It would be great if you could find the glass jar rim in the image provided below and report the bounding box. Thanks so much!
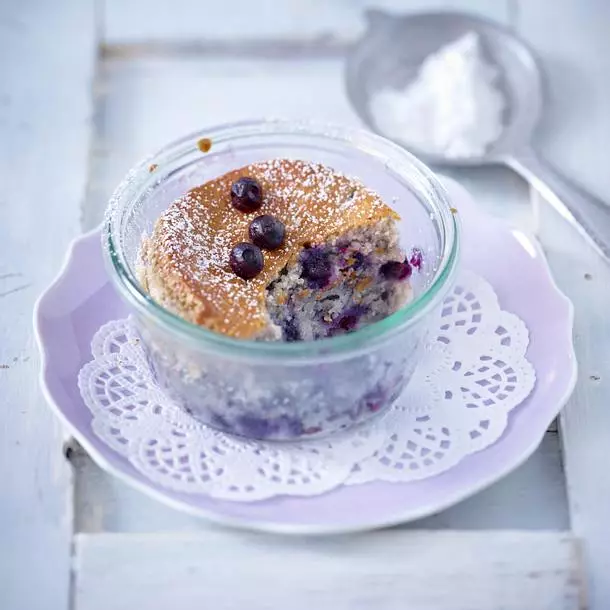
[105,118,459,359]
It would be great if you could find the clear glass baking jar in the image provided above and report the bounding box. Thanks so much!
[105,120,460,441]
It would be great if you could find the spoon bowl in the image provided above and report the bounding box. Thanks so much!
[346,10,542,165]
[346,10,610,259]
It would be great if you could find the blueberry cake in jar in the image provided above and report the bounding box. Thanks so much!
[135,158,421,440]
[139,159,414,342]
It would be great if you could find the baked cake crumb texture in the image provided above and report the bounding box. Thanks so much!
[139,158,412,340]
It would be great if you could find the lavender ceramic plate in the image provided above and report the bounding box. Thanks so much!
[34,178,576,534]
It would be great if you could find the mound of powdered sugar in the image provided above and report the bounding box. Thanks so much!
[370,32,505,159]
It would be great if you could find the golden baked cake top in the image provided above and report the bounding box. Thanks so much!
[143,158,400,338]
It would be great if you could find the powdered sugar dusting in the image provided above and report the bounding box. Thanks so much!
[140,159,399,338]
[371,32,505,158]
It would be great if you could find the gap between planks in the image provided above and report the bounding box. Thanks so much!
[73,530,585,610]
[102,39,349,60]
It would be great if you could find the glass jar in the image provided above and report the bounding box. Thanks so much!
[105,119,460,441]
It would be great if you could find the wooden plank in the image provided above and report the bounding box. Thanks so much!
[82,57,354,229]
[83,54,534,231]
[514,0,610,202]
[74,531,584,610]
[515,2,610,608]
[0,1,97,608]
[535,194,607,609]
[535,199,610,608]
[74,432,568,533]
[102,0,510,44]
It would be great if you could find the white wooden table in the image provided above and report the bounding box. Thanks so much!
[2,1,609,608]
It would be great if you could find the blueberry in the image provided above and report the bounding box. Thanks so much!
[237,414,273,439]
[230,242,264,279]
[231,177,263,213]
[236,413,304,439]
[409,247,423,270]
[337,314,359,331]
[352,251,366,270]
[282,317,301,342]
[380,259,412,281]
[249,215,286,250]
[300,247,332,287]
[330,305,367,335]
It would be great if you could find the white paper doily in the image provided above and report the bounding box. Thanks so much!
[78,270,535,502]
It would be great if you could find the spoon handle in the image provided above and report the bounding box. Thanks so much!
[507,148,610,260]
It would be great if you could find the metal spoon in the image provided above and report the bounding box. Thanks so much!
[346,10,610,260]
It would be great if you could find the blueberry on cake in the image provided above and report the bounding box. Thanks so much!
[138,159,414,341]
